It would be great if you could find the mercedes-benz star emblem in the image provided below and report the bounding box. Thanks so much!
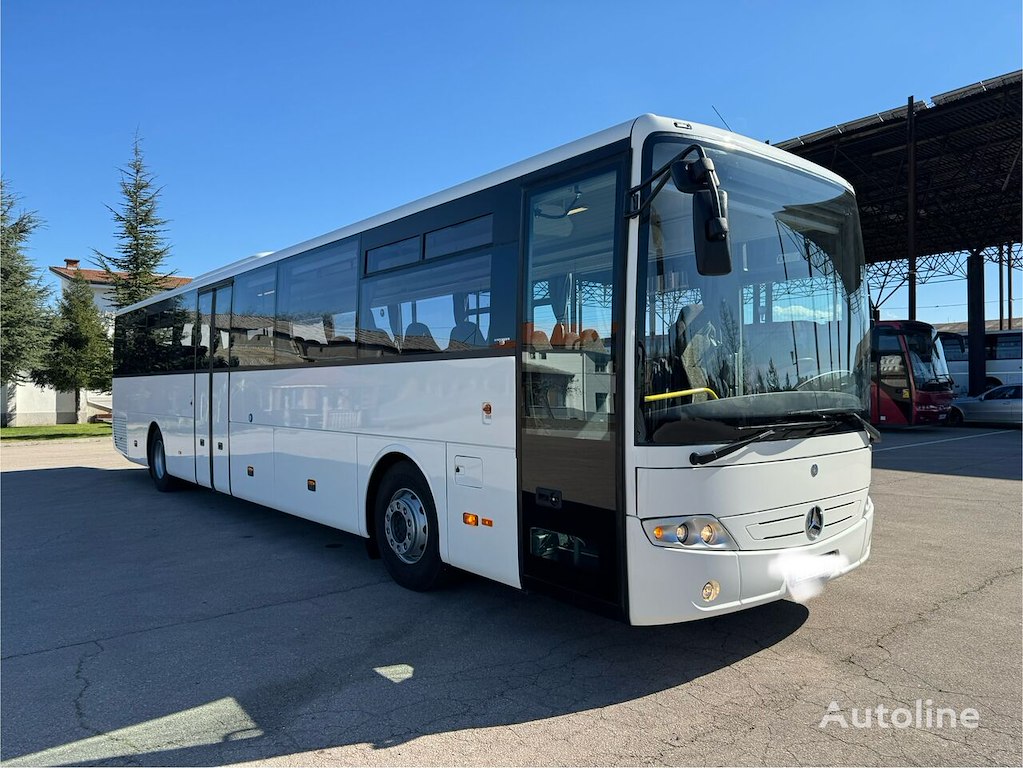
[805,506,824,540]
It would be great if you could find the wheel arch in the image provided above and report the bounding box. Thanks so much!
[364,449,437,552]
[146,421,162,457]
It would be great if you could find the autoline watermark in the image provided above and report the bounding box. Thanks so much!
[819,700,980,729]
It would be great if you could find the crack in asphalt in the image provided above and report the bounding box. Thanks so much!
[1,578,392,663]
[70,641,144,767]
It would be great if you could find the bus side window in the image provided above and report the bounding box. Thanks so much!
[276,239,358,364]
[231,265,277,367]
[991,333,1022,360]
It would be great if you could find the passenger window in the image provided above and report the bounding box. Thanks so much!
[366,236,420,273]
[358,249,514,357]
[114,309,146,375]
[143,293,196,373]
[993,333,1022,360]
[425,215,493,259]
[276,239,358,364]
[231,266,277,367]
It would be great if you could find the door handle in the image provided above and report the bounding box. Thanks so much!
[536,487,562,509]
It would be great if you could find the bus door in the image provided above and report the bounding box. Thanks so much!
[871,327,913,425]
[195,284,232,493]
[519,165,624,613]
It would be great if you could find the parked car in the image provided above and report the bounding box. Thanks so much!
[948,385,1022,426]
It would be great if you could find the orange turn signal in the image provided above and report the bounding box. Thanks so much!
[653,526,664,540]
[463,513,479,526]
[481,518,493,527]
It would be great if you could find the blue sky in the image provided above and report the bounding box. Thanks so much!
[3,0,1021,325]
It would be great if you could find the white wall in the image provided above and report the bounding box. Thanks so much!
[1,381,80,426]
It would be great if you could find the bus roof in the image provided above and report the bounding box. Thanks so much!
[119,114,854,313]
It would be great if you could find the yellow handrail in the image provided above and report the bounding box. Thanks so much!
[643,387,719,403]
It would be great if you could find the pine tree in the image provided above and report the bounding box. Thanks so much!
[32,271,113,419]
[1,181,51,386]
[93,135,173,309]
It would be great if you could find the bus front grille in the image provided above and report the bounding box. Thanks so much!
[719,490,867,550]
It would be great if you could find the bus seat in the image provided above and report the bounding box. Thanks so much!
[530,329,552,351]
[403,322,440,353]
[680,332,714,402]
[448,320,485,351]
[551,323,578,348]
[578,328,602,350]
[673,304,704,356]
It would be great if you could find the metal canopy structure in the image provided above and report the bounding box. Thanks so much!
[778,72,1022,395]
[778,70,1020,267]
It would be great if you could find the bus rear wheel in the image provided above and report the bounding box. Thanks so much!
[148,428,178,492]
[374,462,445,591]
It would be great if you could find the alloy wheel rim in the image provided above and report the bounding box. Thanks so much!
[383,488,428,564]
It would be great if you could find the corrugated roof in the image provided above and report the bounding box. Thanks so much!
[777,71,1022,264]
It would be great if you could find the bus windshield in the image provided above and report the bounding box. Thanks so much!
[904,326,953,391]
[638,140,870,445]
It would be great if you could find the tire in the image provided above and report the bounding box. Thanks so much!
[374,462,445,591]
[148,428,178,492]
[947,408,964,427]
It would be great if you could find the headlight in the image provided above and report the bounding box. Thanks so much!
[641,515,736,550]
[676,523,689,543]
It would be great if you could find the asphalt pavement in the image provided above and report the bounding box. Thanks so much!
[1,427,1020,766]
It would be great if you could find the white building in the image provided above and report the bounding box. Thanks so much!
[1,260,191,426]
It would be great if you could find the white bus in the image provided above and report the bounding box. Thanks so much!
[113,115,876,625]
[937,329,1023,396]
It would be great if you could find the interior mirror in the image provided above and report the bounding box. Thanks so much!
[692,189,732,276]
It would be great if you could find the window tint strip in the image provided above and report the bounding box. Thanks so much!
[425,214,493,260]
[366,236,420,273]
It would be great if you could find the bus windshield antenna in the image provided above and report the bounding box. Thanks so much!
[712,105,732,132]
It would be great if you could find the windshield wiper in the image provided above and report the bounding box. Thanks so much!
[689,410,881,467]
[826,410,882,444]
[689,420,829,466]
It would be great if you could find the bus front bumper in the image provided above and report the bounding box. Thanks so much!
[626,497,874,626]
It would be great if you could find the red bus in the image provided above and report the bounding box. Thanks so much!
[871,320,955,426]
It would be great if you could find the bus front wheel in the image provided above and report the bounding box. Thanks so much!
[374,462,445,591]
[148,428,178,492]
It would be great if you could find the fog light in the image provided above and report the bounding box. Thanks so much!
[702,580,720,602]
[700,524,717,544]
[676,523,689,543]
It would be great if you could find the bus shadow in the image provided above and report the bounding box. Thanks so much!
[1,466,809,766]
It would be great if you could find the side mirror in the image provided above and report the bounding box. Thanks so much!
[692,189,732,276]
[670,158,733,276]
